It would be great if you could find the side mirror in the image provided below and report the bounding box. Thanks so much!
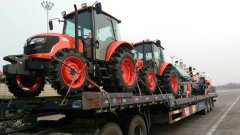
[49,21,53,30]
[156,40,161,47]
[95,2,102,14]
[189,66,192,72]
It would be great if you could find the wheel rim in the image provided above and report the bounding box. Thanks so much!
[121,58,136,86]
[61,56,86,88]
[146,70,156,92]
[16,75,42,93]
[170,73,178,93]
[134,126,141,135]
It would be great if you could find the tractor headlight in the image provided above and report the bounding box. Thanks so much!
[29,37,46,45]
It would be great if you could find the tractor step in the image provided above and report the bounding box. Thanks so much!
[99,67,107,70]
[102,76,110,79]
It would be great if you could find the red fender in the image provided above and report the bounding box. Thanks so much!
[135,58,144,71]
[159,62,173,76]
[205,80,211,87]
[105,41,133,62]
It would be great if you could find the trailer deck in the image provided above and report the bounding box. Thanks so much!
[0,91,218,135]
[0,92,217,111]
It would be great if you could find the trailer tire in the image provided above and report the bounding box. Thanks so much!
[200,100,208,115]
[207,99,211,112]
[99,122,123,135]
[209,98,213,111]
[123,115,147,135]
[211,98,215,108]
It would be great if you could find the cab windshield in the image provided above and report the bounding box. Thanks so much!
[63,11,92,38]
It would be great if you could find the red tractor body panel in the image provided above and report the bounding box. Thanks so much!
[105,41,133,62]
[28,33,83,59]
[135,58,144,71]
[159,62,172,76]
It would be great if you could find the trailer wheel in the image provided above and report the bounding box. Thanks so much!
[207,99,211,112]
[209,98,213,111]
[6,74,45,97]
[123,115,147,135]
[162,66,179,97]
[106,48,137,92]
[200,100,208,115]
[51,48,87,95]
[139,67,157,94]
[99,122,123,135]
[211,98,215,108]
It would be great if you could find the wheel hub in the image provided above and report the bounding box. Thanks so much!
[121,58,136,86]
[16,75,42,92]
[61,56,86,88]
[146,70,156,91]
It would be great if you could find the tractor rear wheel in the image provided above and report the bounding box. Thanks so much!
[51,48,87,95]
[162,66,179,97]
[106,48,137,92]
[139,67,157,94]
[6,74,45,97]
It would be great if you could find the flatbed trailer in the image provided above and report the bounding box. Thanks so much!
[0,91,217,135]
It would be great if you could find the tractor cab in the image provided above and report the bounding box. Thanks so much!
[132,40,165,94]
[133,40,165,73]
[58,4,122,61]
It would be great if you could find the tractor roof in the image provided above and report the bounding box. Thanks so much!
[133,39,156,46]
[133,39,165,50]
[64,6,121,23]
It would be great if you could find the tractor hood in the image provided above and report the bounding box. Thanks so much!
[24,33,78,59]
[173,66,192,81]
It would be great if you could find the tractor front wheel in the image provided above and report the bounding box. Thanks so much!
[51,49,87,95]
[106,48,137,92]
[6,74,45,97]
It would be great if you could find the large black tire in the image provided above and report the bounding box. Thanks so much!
[6,74,45,97]
[162,66,179,97]
[122,115,147,135]
[105,48,137,92]
[209,98,213,111]
[139,67,157,95]
[99,122,123,135]
[51,48,87,95]
[200,100,208,115]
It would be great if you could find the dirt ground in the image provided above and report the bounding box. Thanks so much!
[0,83,58,98]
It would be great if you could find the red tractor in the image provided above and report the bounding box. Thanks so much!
[189,69,212,95]
[132,40,180,96]
[3,3,137,97]
[133,40,193,97]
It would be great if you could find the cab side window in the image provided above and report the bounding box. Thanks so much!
[144,44,153,60]
[132,45,143,60]
[153,45,161,66]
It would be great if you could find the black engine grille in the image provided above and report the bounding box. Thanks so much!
[24,36,59,54]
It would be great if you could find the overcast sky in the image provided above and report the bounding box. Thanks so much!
[0,0,240,85]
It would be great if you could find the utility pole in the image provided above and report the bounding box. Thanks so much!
[41,1,54,32]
